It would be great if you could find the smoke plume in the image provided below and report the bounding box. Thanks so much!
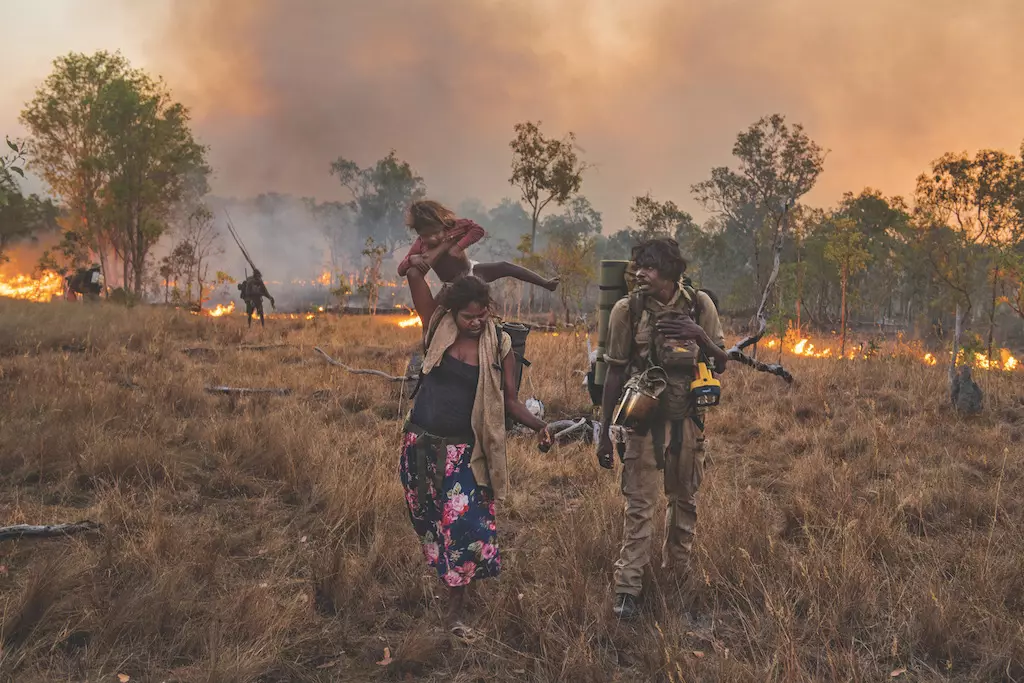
[136,0,1024,229]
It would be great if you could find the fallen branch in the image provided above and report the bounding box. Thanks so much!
[238,344,290,351]
[182,347,217,356]
[727,349,794,384]
[205,386,292,396]
[0,520,102,542]
[314,347,413,383]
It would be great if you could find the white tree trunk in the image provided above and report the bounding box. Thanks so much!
[949,303,964,387]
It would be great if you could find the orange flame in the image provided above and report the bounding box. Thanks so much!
[397,314,422,328]
[0,271,65,302]
[207,302,235,317]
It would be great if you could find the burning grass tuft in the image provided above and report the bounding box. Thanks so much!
[0,298,1021,681]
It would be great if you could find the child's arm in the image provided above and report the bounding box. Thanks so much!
[447,219,485,260]
[397,237,426,277]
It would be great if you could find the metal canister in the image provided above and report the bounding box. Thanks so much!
[595,260,630,388]
[611,367,668,430]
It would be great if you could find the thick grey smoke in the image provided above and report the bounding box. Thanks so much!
[131,0,1024,275]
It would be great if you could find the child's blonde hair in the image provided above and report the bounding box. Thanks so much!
[407,199,457,234]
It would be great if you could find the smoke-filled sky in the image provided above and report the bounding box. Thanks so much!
[3,0,1024,231]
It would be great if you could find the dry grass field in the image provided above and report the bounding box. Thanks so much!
[0,299,1022,682]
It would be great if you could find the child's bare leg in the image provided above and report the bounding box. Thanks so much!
[472,261,559,291]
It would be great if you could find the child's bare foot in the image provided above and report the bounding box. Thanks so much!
[543,276,560,292]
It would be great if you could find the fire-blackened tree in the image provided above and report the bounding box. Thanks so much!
[692,114,826,343]
[329,151,425,253]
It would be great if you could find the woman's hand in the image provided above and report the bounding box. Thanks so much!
[538,424,553,452]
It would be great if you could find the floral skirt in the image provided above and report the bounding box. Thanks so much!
[399,430,501,587]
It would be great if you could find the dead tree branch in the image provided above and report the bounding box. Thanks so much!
[726,200,796,383]
[205,386,292,396]
[314,347,413,383]
[0,520,102,542]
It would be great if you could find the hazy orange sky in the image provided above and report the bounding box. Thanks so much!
[2,0,1023,230]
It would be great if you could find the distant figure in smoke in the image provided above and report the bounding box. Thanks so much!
[398,199,559,292]
[238,269,276,328]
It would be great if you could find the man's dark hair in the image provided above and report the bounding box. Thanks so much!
[631,238,687,283]
[440,275,493,312]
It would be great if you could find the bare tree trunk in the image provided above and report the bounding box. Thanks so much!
[796,235,803,336]
[528,207,540,312]
[840,265,848,357]
[748,207,791,342]
[949,303,964,387]
[987,265,999,359]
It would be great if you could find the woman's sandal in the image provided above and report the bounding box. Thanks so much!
[450,622,481,643]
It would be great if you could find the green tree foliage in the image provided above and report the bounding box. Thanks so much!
[508,120,586,255]
[824,216,872,355]
[329,150,425,252]
[692,114,826,324]
[913,149,1024,358]
[541,196,602,246]
[1,137,27,207]
[357,237,387,315]
[627,193,698,248]
[0,138,60,264]
[20,51,209,294]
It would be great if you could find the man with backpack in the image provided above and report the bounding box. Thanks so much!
[238,269,275,328]
[597,238,729,620]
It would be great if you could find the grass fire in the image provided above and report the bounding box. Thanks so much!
[1,299,1021,682]
[4,15,1024,681]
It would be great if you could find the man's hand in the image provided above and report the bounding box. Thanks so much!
[597,432,614,469]
[655,313,705,345]
[409,254,430,275]
[269,297,276,310]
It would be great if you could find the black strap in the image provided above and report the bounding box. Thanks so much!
[405,422,473,511]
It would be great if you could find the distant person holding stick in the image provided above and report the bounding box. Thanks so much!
[399,270,552,630]
[397,199,560,293]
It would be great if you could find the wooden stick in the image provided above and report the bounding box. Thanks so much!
[313,347,413,383]
[205,386,292,396]
[0,520,101,542]
[727,348,794,384]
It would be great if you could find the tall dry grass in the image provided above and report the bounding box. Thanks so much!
[0,298,1021,682]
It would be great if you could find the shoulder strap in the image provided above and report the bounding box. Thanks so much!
[627,292,645,339]
[682,283,701,325]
